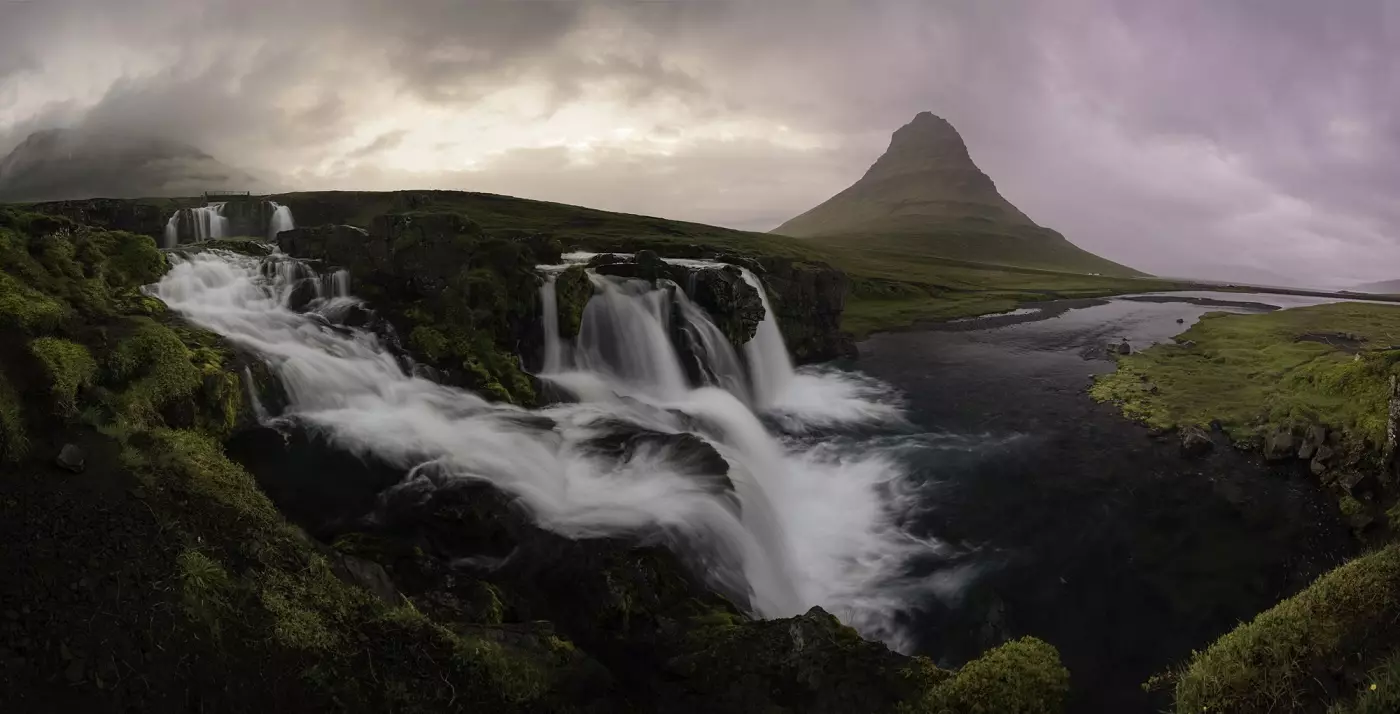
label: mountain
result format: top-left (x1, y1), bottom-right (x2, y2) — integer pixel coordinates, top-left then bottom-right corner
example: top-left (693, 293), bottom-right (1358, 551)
top-left (1350, 279), bottom-right (1400, 294)
top-left (773, 112), bottom-right (1144, 276)
top-left (0, 128), bottom-right (267, 202)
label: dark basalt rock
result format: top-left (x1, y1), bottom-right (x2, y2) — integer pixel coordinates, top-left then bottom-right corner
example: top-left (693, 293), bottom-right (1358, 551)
top-left (1264, 429), bottom-right (1298, 461)
top-left (582, 425), bottom-right (734, 497)
top-left (755, 256), bottom-right (854, 363)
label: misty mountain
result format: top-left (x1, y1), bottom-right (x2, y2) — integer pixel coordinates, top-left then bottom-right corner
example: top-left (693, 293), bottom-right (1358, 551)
top-left (0, 128), bottom-right (268, 202)
top-left (773, 112), bottom-right (1143, 276)
top-left (1349, 279), bottom-right (1400, 294)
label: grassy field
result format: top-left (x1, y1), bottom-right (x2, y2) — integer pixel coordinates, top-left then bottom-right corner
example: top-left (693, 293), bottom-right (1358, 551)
top-left (1090, 302), bottom-right (1400, 448)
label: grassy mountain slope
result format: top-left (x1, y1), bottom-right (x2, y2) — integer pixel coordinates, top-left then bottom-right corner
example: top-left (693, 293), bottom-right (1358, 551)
top-left (774, 112), bottom-right (1143, 278)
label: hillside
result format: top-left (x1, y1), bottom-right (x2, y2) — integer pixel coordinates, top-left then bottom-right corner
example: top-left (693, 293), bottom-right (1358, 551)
top-left (0, 128), bottom-right (267, 203)
top-left (1351, 279), bottom-right (1400, 294)
top-left (774, 112), bottom-right (1143, 277)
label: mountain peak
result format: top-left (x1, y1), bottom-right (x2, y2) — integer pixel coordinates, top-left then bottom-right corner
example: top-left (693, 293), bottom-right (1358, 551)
top-left (771, 112), bottom-right (1143, 276)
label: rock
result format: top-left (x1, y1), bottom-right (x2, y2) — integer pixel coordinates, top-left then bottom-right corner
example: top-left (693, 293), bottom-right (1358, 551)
top-left (1116, 339), bottom-right (1132, 355)
top-left (581, 426), bottom-right (734, 497)
top-left (1263, 429), bottom-right (1298, 461)
top-left (753, 256), bottom-right (852, 363)
top-left (1298, 425), bottom-right (1328, 460)
top-left (1311, 457), bottom-right (1329, 477)
top-left (1180, 340), bottom-right (1197, 348)
top-left (63, 657), bottom-right (85, 684)
top-left (1180, 425), bottom-right (1213, 457)
top-left (326, 550), bottom-right (404, 606)
top-left (689, 266), bottom-right (766, 348)
top-left (1337, 471), bottom-right (1375, 496)
top-left (55, 443), bottom-right (84, 473)
top-left (1176, 318), bottom-right (1185, 324)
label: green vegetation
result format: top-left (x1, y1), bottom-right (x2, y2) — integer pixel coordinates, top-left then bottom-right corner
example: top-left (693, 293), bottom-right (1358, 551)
top-left (1172, 543), bottom-right (1400, 713)
top-left (29, 337), bottom-right (98, 414)
top-left (911, 637), bottom-right (1071, 714)
top-left (1090, 303), bottom-right (1400, 448)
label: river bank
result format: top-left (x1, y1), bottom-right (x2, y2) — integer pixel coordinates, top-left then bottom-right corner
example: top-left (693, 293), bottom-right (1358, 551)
top-left (853, 292), bottom-right (1363, 712)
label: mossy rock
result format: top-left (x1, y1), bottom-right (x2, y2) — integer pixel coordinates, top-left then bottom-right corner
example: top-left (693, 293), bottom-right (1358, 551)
top-left (553, 265), bottom-right (593, 339)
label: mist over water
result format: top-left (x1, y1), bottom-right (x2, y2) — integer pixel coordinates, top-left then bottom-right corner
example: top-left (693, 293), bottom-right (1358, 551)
top-left (153, 249), bottom-right (943, 648)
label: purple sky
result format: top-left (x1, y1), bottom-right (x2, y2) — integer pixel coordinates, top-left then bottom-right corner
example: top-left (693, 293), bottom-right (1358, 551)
top-left (2, 0), bottom-right (1398, 286)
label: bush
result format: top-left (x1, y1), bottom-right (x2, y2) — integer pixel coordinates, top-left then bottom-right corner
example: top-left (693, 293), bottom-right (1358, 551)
top-left (917, 637), bottom-right (1070, 714)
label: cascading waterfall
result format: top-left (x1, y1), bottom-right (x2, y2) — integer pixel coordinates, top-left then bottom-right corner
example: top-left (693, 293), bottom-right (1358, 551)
top-left (152, 249), bottom-right (938, 649)
top-left (268, 202), bottom-right (295, 240)
top-left (741, 270), bottom-right (795, 409)
top-left (162, 214), bottom-right (179, 249)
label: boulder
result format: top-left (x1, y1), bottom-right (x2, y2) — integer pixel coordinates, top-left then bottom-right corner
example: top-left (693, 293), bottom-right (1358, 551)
top-left (689, 266), bottom-right (765, 348)
top-left (1298, 425), bottom-right (1328, 460)
top-left (55, 443), bottom-right (84, 473)
top-left (324, 548), bottom-right (405, 606)
top-left (1263, 429), bottom-right (1298, 461)
top-left (1116, 340), bottom-right (1132, 355)
top-left (1179, 425), bottom-right (1213, 457)
top-left (581, 425), bottom-right (734, 497)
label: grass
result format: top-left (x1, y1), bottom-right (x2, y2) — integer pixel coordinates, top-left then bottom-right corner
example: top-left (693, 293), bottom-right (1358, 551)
top-left (29, 336), bottom-right (98, 414)
top-left (911, 637), bottom-right (1071, 714)
top-left (1172, 543), bottom-right (1400, 713)
top-left (1090, 303), bottom-right (1400, 448)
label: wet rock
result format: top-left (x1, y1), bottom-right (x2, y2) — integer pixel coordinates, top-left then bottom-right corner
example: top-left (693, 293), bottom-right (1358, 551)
top-left (1176, 318), bottom-right (1185, 324)
top-left (1310, 443), bottom-right (1337, 478)
top-left (582, 427), bottom-right (734, 496)
top-left (1263, 429), bottom-right (1298, 461)
top-left (689, 265), bottom-right (765, 348)
top-left (754, 256), bottom-right (852, 363)
top-left (1337, 471), bottom-right (1376, 496)
top-left (1116, 339), bottom-right (1132, 355)
top-left (1180, 425), bottom-right (1213, 457)
top-left (1298, 425), bottom-right (1328, 460)
top-left (285, 279), bottom-right (319, 312)
top-left (55, 443), bottom-right (84, 473)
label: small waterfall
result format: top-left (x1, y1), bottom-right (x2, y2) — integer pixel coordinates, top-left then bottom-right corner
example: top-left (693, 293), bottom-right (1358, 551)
top-left (672, 285), bottom-right (751, 403)
top-left (540, 276), bottom-right (565, 374)
top-left (162, 214), bottom-right (178, 249)
top-left (268, 202), bottom-right (295, 240)
top-left (741, 269), bottom-right (796, 409)
top-left (153, 249), bottom-right (932, 649)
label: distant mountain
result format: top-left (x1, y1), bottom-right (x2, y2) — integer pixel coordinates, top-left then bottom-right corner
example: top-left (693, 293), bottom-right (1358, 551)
top-left (1350, 279), bottom-right (1400, 294)
top-left (0, 128), bottom-right (267, 202)
top-left (773, 112), bottom-right (1144, 277)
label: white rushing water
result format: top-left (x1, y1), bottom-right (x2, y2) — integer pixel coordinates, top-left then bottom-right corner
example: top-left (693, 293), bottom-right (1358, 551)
top-left (162, 214), bottom-right (179, 249)
top-left (268, 202), bottom-right (295, 240)
top-left (153, 249), bottom-right (937, 648)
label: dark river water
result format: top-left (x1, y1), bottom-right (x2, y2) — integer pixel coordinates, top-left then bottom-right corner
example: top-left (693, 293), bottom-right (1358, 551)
top-left (852, 293), bottom-right (1359, 713)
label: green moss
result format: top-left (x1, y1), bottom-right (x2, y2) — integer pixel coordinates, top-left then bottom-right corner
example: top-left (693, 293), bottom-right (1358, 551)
top-left (913, 637), bottom-right (1070, 714)
top-left (0, 371), bottom-right (27, 461)
top-left (1173, 544), bottom-right (1400, 713)
top-left (29, 336), bottom-right (98, 414)
top-left (409, 325), bottom-right (449, 362)
top-left (1092, 303), bottom-right (1400, 449)
top-left (0, 271), bottom-right (68, 332)
top-left (553, 265), bottom-right (593, 338)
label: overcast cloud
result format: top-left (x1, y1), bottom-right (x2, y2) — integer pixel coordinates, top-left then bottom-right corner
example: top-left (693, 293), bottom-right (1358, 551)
top-left (2, 0), bottom-right (1399, 285)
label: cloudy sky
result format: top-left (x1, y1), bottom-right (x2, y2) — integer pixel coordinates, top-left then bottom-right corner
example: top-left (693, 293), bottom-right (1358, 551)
top-left (1, 0), bottom-right (1398, 286)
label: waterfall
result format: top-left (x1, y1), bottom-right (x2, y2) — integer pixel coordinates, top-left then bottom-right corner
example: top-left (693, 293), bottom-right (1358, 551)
top-left (152, 249), bottom-right (934, 649)
top-left (162, 214), bottom-right (178, 249)
top-left (268, 202), bottom-right (295, 240)
top-left (740, 269), bottom-right (796, 409)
